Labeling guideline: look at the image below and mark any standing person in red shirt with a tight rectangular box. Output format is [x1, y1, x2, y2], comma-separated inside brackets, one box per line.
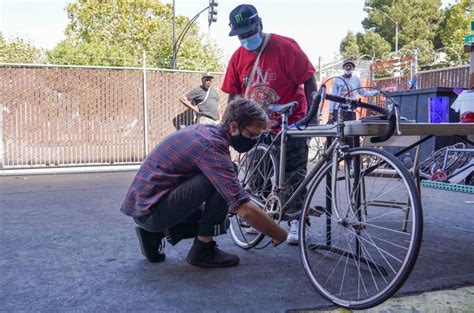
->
[221, 4, 318, 245]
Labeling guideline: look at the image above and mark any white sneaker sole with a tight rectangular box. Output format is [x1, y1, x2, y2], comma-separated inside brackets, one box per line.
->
[286, 236, 299, 245]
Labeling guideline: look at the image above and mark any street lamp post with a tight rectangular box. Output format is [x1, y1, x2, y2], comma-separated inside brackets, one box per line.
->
[395, 20, 398, 54]
[171, 0, 218, 70]
[365, 6, 399, 54]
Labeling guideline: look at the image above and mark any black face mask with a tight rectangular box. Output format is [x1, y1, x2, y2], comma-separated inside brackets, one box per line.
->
[231, 133, 258, 153]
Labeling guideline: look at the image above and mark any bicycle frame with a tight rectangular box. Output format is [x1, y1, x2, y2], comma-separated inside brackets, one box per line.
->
[246, 106, 351, 219]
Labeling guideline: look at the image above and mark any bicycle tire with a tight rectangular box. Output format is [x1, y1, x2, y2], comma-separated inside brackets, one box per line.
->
[229, 144, 279, 249]
[299, 147, 423, 309]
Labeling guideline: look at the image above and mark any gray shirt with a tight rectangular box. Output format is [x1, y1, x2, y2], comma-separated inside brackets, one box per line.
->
[186, 85, 220, 121]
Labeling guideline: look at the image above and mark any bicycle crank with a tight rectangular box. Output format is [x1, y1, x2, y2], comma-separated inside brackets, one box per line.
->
[264, 193, 283, 223]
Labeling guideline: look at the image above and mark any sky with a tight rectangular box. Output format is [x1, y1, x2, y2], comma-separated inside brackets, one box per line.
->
[0, 0, 455, 66]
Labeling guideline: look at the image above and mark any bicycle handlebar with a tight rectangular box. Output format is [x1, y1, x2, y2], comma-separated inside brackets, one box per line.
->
[296, 84, 400, 144]
[295, 89, 323, 130]
[325, 94, 391, 116]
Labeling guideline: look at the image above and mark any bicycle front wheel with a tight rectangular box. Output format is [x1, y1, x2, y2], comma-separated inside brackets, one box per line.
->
[229, 144, 279, 249]
[299, 147, 423, 309]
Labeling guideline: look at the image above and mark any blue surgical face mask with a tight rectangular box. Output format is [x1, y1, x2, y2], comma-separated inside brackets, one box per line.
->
[239, 32, 263, 51]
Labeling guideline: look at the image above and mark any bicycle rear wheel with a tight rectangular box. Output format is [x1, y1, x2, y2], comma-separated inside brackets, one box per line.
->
[299, 147, 423, 309]
[230, 144, 279, 249]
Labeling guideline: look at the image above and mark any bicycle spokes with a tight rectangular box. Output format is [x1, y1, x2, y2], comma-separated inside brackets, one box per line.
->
[300, 147, 422, 309]
[230, 144, 279, 249]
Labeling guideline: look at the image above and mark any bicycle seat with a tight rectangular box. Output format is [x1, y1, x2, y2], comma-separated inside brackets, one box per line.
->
[267, 101, 298, 114]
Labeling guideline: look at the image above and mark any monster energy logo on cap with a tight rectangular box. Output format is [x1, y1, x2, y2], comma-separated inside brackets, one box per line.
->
[234, 13, 258, 24]
[228, 4, 259, 36]
[234, 13, 243, 23]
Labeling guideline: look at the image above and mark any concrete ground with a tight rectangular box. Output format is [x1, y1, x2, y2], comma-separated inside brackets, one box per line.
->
[1, 171, 473, 312]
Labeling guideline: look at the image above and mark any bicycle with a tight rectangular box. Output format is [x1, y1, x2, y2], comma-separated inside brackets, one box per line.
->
[418, 143, 468, 179]
[229, 85, 423, 309]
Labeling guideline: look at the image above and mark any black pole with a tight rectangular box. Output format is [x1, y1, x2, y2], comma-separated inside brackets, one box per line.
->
[172, 6, 209, 69]
[174, 13, 202, 56]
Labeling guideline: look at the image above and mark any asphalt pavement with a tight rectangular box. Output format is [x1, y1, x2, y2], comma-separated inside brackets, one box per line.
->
[1, 171, 473, 312]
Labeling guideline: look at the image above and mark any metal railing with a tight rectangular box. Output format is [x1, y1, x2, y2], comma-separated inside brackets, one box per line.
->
[374, 65, 469, 90]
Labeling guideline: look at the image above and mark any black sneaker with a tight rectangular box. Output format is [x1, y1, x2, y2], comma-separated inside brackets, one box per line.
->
[135, 227, 166, 263]
[186, 238, 240, 268]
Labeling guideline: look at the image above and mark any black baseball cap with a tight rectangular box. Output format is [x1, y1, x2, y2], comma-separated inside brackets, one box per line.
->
[342, 58, 356, 68]
[228, 4, 261, 36]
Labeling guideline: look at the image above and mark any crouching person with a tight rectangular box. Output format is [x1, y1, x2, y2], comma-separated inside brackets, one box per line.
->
[120, 98, 287, 268]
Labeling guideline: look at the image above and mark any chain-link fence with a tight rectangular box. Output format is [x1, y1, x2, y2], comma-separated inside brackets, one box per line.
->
[0, 63, 227, 169]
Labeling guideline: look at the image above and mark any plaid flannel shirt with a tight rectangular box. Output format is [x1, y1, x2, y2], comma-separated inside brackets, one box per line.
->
[120, 124, 249, 218]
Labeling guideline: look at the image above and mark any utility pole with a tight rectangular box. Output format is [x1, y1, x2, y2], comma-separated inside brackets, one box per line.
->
[395, 21, 399, 55]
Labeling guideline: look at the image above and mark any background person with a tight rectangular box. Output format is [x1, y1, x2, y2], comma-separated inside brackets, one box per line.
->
[221, 4, 318, 245]
[179, 72, 220, 125]
[120, 98, 287, 268]
[327, 58, 381, 149]
[328, 58, 381, 123]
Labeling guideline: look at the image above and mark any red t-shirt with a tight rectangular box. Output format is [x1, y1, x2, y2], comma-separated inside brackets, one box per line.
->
[222, 33, 315, 127]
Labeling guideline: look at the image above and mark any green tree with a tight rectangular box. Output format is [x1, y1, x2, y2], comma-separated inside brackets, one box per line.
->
[339, 31, 360, 59]
[362, 0, 399, 51]
[0, 32, 44, 63]
[361, 0, 441, 65]
[48, 40, 137, 67]
[435, 0, 471, 65]
[48, 0, 223, 70]
[356, 31, 391, 59]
